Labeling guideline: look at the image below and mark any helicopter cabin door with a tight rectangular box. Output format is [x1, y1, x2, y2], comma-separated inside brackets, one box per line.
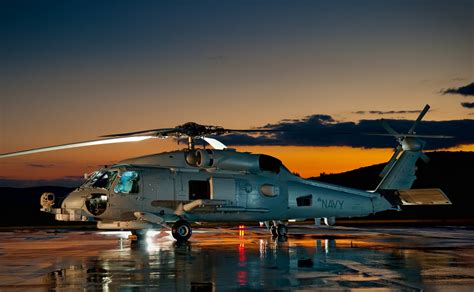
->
[210, 177, 236, 205]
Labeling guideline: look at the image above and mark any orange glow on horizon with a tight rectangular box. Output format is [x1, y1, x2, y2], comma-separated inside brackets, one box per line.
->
[1, 144, 473, 181]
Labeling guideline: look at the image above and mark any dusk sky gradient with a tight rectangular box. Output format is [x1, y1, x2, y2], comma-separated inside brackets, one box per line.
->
[0, 0, 472, 185]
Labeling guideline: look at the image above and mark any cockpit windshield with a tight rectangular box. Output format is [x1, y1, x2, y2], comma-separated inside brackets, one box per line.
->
[81, 170, 118, 190]
[83, 171, 101, 186]
[92, 171, 118, 189]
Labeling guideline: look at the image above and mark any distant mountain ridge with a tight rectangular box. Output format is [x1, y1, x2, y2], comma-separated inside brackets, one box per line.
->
[0, 151, 472, 227]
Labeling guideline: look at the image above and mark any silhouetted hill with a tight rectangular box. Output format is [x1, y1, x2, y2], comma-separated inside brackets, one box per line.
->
[0, 186, 89, 227]
[312, 151, 474, 221]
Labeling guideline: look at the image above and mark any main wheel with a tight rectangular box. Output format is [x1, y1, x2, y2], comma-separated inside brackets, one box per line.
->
[270, 225, 278, 237]
[277, 224, 288, 237]
[172, 220, 192, 242]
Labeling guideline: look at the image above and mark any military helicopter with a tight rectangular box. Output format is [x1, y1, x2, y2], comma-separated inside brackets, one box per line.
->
[0, 105, 451, 242]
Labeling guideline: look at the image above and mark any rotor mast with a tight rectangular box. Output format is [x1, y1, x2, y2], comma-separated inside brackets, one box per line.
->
[187, 136, 194, 150]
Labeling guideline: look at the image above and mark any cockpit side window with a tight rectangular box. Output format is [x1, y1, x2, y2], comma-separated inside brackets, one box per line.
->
[92, 171, 118, 190]
[114, 171, 140, 194]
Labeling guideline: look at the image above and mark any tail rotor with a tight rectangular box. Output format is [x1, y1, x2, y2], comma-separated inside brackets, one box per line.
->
[375, 104, 451, 179]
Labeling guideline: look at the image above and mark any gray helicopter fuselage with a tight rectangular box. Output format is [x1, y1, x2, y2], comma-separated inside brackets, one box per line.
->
[58, 149, 393, 227]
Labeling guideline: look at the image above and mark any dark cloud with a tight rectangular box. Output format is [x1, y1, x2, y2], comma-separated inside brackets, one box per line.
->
[0, 177, 83, 188]
[28, 163, 55, 168]
[441, 82, 474, 96]
[218, 115, 474, 150]
[461, 102, 474, 109]
[354, 110, 421, 115]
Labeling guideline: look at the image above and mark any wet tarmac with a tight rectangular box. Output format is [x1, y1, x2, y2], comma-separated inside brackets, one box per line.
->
[0, 225, 474, 291]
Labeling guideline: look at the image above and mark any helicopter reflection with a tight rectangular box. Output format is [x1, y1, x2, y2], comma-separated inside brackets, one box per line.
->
[42, 229, 430, 290]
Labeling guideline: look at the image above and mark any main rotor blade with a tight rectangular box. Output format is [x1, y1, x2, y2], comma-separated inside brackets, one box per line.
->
[420, 152, 430, 163]
[101, 128, 176, 138]
[0, 136, 154, 159]
[408, 104, 430, 134]
[202, 137, 227, 150]
[365, 133, 453, 139]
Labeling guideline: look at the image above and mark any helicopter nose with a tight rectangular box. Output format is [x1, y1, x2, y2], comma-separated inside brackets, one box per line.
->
[61, 190, 89, 210]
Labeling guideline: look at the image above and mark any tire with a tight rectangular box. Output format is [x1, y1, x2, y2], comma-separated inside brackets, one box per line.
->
[130, 229, 147, 241]
[270, 225, 278, 237]
[277, 224, 288, 237]
[172, 220, 192, 242]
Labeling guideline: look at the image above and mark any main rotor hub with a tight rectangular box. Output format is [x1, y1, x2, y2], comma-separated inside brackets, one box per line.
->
[175, 122, 226, 137]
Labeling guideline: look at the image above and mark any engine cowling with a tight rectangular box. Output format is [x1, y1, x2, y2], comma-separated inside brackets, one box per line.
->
[196, 149, 214, 168]
[187, 149, 282, 173]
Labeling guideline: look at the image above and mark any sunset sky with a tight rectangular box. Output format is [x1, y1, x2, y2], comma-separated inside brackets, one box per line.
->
[0, 0, 473, 186]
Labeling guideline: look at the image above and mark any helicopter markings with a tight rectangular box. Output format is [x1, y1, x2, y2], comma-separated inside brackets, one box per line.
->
[318, 198, 344, 209]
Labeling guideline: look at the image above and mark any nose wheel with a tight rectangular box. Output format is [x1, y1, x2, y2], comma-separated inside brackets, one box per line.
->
[172, 220, 192, 242]
[129, 229, 147, 242]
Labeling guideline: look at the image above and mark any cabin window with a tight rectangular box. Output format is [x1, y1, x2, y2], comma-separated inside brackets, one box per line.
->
[114, 171, 140, 194]
[92, 171, 118, 190]
[296, 195, 312, 207]
[259, 155, 281, 174]
[260, 184, 279, 197]
[189, 180, 210, 200]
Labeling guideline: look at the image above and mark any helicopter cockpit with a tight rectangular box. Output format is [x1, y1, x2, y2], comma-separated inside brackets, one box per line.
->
[81, 169, 139, 193]
[75, 168, 141, 216]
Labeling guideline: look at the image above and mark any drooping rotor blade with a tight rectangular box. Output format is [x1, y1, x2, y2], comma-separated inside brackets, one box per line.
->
[366, 133, 453, 139]
[101, 128, 176, 138]
[202, 137, 227, 150]
[0, 136, 154, 159]
[102, 125, 282, 138]
[408, 104, 430, 134]
[381, 119, 399, 136]
[224, 129, 282, 133]
[379, 145, 402, 178]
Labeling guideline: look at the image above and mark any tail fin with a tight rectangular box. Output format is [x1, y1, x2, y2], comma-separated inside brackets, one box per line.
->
[376, 150, 422, 191]
[374, 104, 450, 192]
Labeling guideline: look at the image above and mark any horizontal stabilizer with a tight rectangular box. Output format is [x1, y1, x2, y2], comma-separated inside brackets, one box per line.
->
[396, 188, 451, 205]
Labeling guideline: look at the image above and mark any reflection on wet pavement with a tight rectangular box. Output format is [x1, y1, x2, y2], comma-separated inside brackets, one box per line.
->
[0, 226, 474, 290]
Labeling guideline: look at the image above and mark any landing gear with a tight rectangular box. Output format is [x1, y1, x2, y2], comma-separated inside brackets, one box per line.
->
[277, 224, 288, 237]
[129, 229, 147, 242]
[269, 221, 288, 238]
[323, 217, 336, 226]
[172, 220, 192, 242]
[270, 225, 278, 237]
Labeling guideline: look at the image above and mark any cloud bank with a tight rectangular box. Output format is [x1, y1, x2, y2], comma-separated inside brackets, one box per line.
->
[218, 115, 474, 150]
[441, 82, 474, 96]
[461, 102, 474, 109]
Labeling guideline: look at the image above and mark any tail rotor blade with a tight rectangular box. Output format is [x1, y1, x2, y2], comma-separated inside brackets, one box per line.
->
[381, 119, 399, 136]
[408, 104, 430, 134]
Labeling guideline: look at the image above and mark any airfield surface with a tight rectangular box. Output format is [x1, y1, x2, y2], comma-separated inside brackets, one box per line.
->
[0, 225, 473, 290]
